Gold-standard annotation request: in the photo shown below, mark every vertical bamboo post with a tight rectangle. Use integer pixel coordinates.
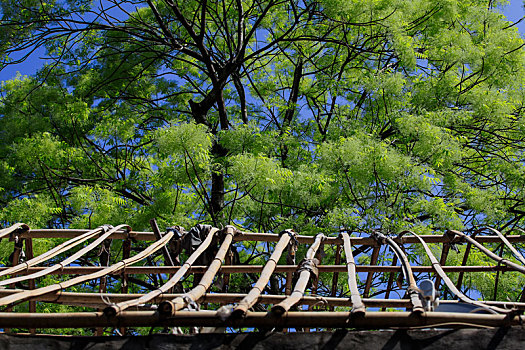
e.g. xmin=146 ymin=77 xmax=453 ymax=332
xmin=381 ymin=255 xmax=398 ymax=311
xmin=492 ymin=244 xmax=505 ymax=301
xmin=330 ymin=244 xmax=342 ymax=299
xmin=363 ymin=246 xmax=380 ymax=298
xmin=328 ymin=241 xmax=342 ymax=328
xmin=120 ymin=237 xmax=131 ymax=335
xmin=456 ymin=235 xmax=474 ymax=294
xmin=6 ymin=232 xmax=24 ymax=334
xmin=24 ymin=238 xmax=36 ymax=335
xmin=284 ymin=230 xmax=298 ymax=296
xmin=222 ymin=247 xmax=233 ymax=293
xmin=96 ymin=239 xmax=111 ymax=336
xmin=435 ymin=243 xmax=450 ymax=289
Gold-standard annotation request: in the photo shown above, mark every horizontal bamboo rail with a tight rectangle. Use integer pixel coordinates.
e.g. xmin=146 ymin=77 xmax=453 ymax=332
xmin=0 ymin=311 xmax=521 ymax=329
xmin=1 ymin=289 xmax=523 ymax=311
xmin=0 ymin=264 xmax=517 ymax=276
xmin=21 ymin=229 xmax=525 ymax=244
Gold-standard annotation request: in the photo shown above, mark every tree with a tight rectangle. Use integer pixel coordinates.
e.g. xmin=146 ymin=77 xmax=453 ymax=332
xmin=1 ymin=0 xmax=525 ymax=301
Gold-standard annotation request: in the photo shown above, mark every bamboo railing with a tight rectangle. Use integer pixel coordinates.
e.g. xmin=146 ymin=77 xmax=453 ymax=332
xmin=0 ymin=222 xmax=523 ymax=333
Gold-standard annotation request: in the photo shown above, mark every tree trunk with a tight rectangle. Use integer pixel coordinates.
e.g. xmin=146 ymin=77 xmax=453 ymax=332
xmin=210 ymin=142 xmax=227 ymax=225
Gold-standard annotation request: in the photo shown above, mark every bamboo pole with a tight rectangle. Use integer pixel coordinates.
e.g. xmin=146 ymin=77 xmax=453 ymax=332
xmin=232 ymin=232 xmax=291 ymax=318
xmin=272 ymin=234 xmax=325 ymax=315
xmin=0 ymin=225 xmax=128 ymax=286
xmin=0 ymin=223 xmax=29 ymax=240
xmin=150 ymin=219 xmax=175 ymax=266
xmin=0 ymin=226 xmax=107 ymax=279
xmin=105 ymin=228 xmax=218 ymax=316
xmin=330 ymin=244 xmax=342 ymax=299
xmin=283 ymin=230 xmax=298 ymax=296
xmin=96 ymin=238 xmax=111 ymax=336
xmin=434 ymin=234 xmax=451 ymax=289
xmin=0 ymin=311 xmax=521 ymax=329
xmin=450 ymin=230 xmax=525 ymax=274
xmin=381 ymin=255 xmax=398 ymax=311
xmin=22 ymin=229 xmax=525 ymax=244
xmin=24 ymin=238 xmax=36 ymax=335
xmin=5 ymin=230 xmax=25 ymax=334
xmin=375 ymin=232 xmax=424 ymax=313
xmin=405 ymin=230 xmax=510 ymax=314
xmin=476 ymin=227 xmax=525 ymax=265
xmin=158 ymin=226 xmax=237 ymax=317
xmin=340 ymin=232 xmax=365 ymax=314
xmin=0 ymin=264 xmax=515 ymax=276
xmin=1 ymin=288 xmax=524 ymax=311
xmin=120 ymin=237 xmax=131 ymax=335
xmin=363 ymin=246 xmax=380 ymax=298
xmin=0 ymin=227 xmax=172 ymax=307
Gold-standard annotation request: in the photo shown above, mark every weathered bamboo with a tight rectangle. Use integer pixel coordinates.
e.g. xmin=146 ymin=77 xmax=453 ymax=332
xmin=283 ymin=230 xmax=298 ymax=296
xmin=120 ymin=237 xmax=131 ymax=335
xmin=330 ymin=244 xmax=342 ymax=299
xmin=434 ymin=234 xmax=451 ymax=289
xmin=455 ymin=231 xmax=474 ymax=292
xmin=381 ymin=254 xmax=398 ymax=311
xmin=340 ymin=232 xmax=366 ymax=314
xmin=105 ymin=227 xmax=218 ymax=316
xmin=376 ymin=232 xmax=424 ymax=313
xmin=232 ymin=232 xmax=291 ymax=318
xmin=0 ymin=225 xmax=128 ymax=286
xmin=493 ymin=243 xmax=505 ymax=301
xmin=150 ymin=219 xmax=175 ymax=266
xmin=0 ymin=311 xmax=522 ymax=329
xmin=0 ymin=226 xmax=107 ymax=279
xmin=0 ymin=223 xmax=29 ymax=240
xmin=24 ymin=237 xmax=36 ymax=335
xmin=450 ymin=230 xmax=525 ymax=274
xmin=0 ymin=264 xmax=515 ymax=276
xmin=0 ymin=227 xmax=172 ymax=307
xmin=1 ymin=288 xmax=524 ymax=311
xmin=363 ymin=246 xmax=380 ymax=298
xmin=477 ymin=227 xmax=525 ymax=265
xmin=406 ymin=230 xmax=510 ymax=314
xmin=158 ymin=226 xmax=237 ymax=316
xmin=272 ymin=234 xmax=325 ymax=315
xmin=96 ymin=238 xmax=111 ymax=336
xmin=23 ymin=228 xmax=525 ymax=244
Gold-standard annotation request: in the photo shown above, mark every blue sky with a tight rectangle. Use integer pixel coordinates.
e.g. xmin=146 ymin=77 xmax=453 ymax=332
xmin=1 ymin=1 xmax=525 ymax=82
xmin=504 ymin=0 xmax=525 ymax=32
